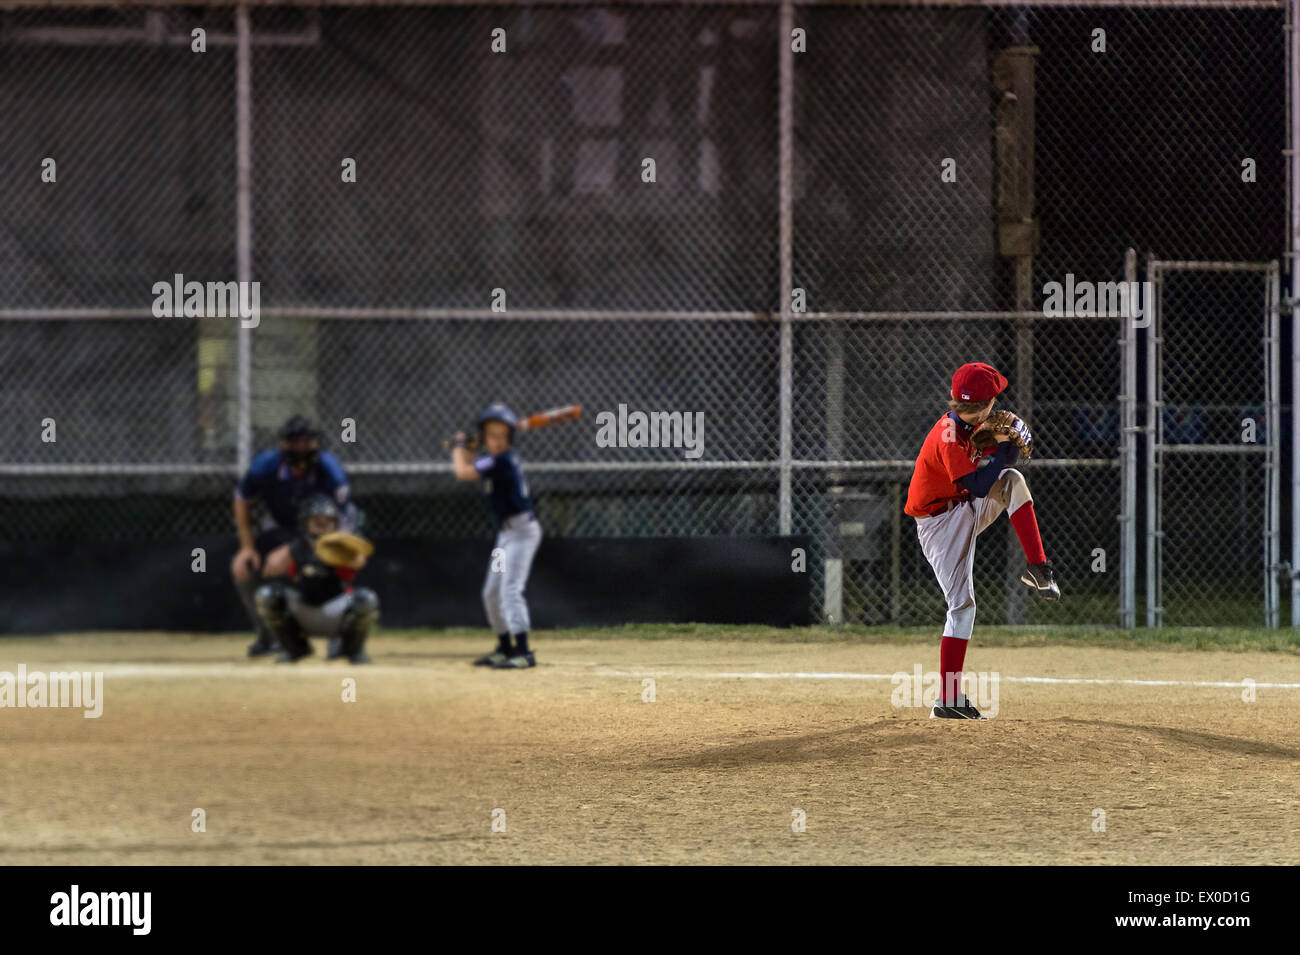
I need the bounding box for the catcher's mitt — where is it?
[969,410,1032,462]
[315,531,375,569]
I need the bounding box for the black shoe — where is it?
[491,651,536,669]
[248,633,279,658]
[473,650,509,667]
[276,643,313,663]
[348,650,372,664]
[1021,560,1061,600]
[930,695,986,719]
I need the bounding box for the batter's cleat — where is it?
[492,651,536,669]
[473,650,509,667]
[326,637,345,660]
[930,694,986,719]
[347,649,372,664]
[275,643,313,664]
[1021,560,1061,600]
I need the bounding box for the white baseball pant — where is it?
[287,590,353,637]
[915,468,1032,640]
[483,511,542,635]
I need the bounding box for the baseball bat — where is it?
[517,403,582,433]
[444,404,582,449]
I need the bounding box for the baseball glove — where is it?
[315,531,375,569]
[969,410,1032,462]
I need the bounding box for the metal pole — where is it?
[1291,0,1300,626]
[823,322,844,620]
[890,482,902,622]
[1269,262,1282,627]
[1005,311,1030,625]
[777,0,793,536]
[235,5,253,475]
[1146,259,1160,627]
[1120,248,1137,628]
[823,328,844,622]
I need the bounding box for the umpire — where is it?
[231,415,356,656]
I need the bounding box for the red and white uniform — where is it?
[906,412,1032,639]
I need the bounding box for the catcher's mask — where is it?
[279,415,322,471]
[474,403,518,442]
[298,493,339,540]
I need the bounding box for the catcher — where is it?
[255,494,378,664]
[904,361,1058,719]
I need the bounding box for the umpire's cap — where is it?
[475,403,518,435]
[279,415,321,441]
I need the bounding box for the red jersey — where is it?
[904,413,990,518]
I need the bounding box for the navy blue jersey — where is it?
[236,449,352,530]
[473,449,533,528]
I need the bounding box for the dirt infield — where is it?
[1,632,1297,865]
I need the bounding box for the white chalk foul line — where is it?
[592,669,1300,690]
[9,663,1299,691]
[17,663,414,678]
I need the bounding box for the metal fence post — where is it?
[1120,248,1137,628]
[1268,261,1281,628]
[778,0,793,537]
[1291,0,1300,626]
[1146,257,1160,628]
[235,4,253,475]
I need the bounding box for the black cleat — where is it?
[473,650,509,667]
[247,633,279,658]
[348,650,372,664]
[492,651,536,670]
[275,644,313,664]
[1021,560,1061,600]
[930,695,986,720]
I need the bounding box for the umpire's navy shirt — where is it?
[473,449,534,528]
[235,449,351,530]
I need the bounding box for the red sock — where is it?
[1009,501,1047,565]
[940,636,968,705]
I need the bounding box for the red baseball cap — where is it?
[951,362,1008,402]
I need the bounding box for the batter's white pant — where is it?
[915,468,1032,641]
[482,511,542,636]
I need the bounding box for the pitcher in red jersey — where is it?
[904,362,1059,719]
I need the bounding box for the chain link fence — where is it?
[1147,261,1282,628]
[0,1,1289,627]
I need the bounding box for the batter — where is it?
[451,403,543,669]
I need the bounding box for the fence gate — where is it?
[1146,260,1281,628]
